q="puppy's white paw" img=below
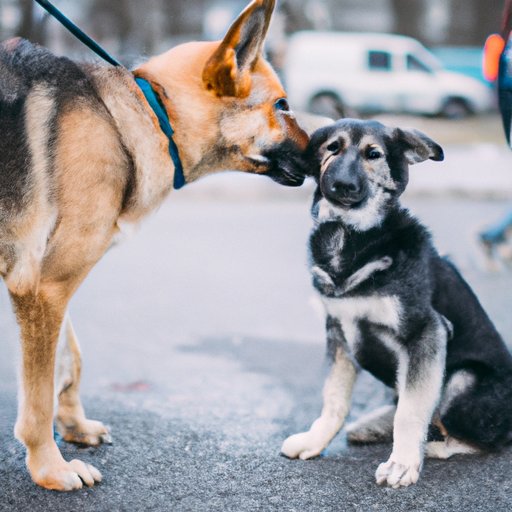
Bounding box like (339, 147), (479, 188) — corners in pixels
(311, 266), (336, 296)
(281, 431), (326, 460)
(375, 458), (420, 488)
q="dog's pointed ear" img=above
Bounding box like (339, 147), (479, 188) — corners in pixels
(394, 128), (444, 165)
(202, 0), (275, 97)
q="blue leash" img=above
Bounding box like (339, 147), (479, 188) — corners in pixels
(33, 0), (186, 189)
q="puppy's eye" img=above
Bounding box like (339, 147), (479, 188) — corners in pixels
(326, 140), (342, 154)
(274, 98), (290, 111)
(366, 148), (383, 160)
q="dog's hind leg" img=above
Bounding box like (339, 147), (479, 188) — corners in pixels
(281, 316), (357, 459)
(55, 314), (111, 446)
(346, 404), (396, 444)
(438, 369), (512, 451)
(11, 283), (102, 491)
(425, 437), (480, 459)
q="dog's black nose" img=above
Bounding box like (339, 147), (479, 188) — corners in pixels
(329, 176), (362, 195)
(325, 173), (366, 205)
(320, 148), (368, 207)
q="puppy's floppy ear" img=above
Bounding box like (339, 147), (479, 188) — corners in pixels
(202, 0), (275, 98)
(394, 128), (444, 165)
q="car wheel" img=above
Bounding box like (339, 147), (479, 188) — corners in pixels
(441, 98), (473, 119)
(309, 93), (345, 119)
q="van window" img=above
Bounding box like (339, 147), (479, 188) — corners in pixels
(368, 51), (391, 71)
(406, 54), (432, 73)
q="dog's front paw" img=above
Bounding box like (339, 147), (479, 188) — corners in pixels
(281, 431), (326, 460)
(375, 458), (421, 488)
(311, 266), (336, 297)
(27, 443), (102, 491)
(32, 458), (102, 491)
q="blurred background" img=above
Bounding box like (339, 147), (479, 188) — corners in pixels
(0, 1), (507, 130)
(0, 0), (503, 57)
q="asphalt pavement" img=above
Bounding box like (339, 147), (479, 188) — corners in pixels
(1, 167), (512, 511)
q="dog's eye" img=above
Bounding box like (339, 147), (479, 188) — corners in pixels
(326, 140), (342, 154)
(274, 98), (290, 111)
(367, 148), (383, 160)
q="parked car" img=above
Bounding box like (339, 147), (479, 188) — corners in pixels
(284, 31), (494, 118)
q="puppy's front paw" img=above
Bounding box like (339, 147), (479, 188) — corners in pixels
(311, 266), (336, 296)
(375, 458), (420, 488)
(281, 431), (325, 460)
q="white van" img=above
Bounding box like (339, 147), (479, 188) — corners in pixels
(284, 31), (494, 118)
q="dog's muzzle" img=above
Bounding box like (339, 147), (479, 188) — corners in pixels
(320, 163), (368, 208)
(260, 140), (308, 187)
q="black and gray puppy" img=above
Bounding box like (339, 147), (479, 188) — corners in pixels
(281, 118), (512, 488)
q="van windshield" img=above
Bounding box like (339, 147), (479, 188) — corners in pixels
(406, 54), (432, 73)
(414, 47), (443, 71)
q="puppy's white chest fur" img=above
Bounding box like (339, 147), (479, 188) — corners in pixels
(322, 295), (402, 352)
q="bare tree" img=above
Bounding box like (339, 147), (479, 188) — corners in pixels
(280, 0), (314, 33)
(90, 0), (132, 44)
(390, 0), (425, 39)
(447, 0), (501, 45)
(16, 0), (47, 44)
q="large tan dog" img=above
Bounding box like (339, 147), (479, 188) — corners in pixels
(0, 0), (308, 490)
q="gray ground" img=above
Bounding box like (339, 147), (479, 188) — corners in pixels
(1, 174), (512, 511)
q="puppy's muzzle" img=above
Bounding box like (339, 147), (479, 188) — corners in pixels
(321, 158), (368, 207)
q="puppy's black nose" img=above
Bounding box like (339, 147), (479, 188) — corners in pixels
(329, 176), (362, 195)
(321, 164), (368, 207)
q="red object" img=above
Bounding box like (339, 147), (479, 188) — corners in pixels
(483, 33), (505, 82)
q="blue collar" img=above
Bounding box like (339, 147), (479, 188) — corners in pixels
(135, 77), (186, 190)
